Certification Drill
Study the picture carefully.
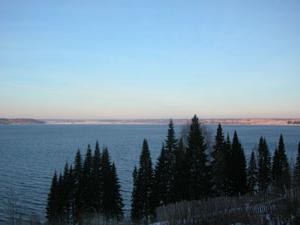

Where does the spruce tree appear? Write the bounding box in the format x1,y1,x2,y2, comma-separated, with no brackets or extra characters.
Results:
102,147,113,218
294,142,300,186
173,138,189,201
257,137,271,193
56,173,65,222
92,141,103,212
153,144,170,207
109,163,124,219
73,149,84,223
130,139,154,223
46,171,58,224
62,162,72,223
163,120,177,203
131,166,142,221
82,144,93,214
247,150,258,194
186,115,211,200
211,124,227,196
230,131,247,195
224,134,233,196
272,135,291,192
130,166,142,221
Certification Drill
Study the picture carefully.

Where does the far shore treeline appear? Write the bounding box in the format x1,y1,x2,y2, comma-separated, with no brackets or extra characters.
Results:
46,115,300,224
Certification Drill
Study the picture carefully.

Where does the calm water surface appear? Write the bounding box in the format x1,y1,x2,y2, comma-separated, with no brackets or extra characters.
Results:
0,124,299,224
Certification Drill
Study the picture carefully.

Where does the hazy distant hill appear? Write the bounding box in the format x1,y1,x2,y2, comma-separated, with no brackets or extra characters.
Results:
44,118,300,126
0,118,45,125
1,118,300,125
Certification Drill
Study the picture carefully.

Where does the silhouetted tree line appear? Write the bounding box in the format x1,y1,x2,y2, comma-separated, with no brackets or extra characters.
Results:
46,142,123,224
45,115,300,224
131,115,299,223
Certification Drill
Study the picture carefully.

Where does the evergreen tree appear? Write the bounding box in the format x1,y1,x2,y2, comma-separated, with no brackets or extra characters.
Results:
153,144,171,207
130,139,154,223
131,166,142,221
211,124,227,196
56,173,65,221
92,141,103,212
173,138,189,201
101,147,123,220
272,135,291,192
223,134,233,196
46,171,58,224
294,142,300,186
247,150,258,194
230,131,247,195
257,137,271,193
61,162,72,223
73,149,84,223
109,163,124,219
163,120,177,203
153,121,178,208
82,144,94,214
102,147,113,218
186,115,211,200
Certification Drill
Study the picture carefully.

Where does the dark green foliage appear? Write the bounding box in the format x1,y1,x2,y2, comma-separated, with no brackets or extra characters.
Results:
257,137,271,193
91,141,102,212
223,134,233,196
247,150,258,193
46,171,58,223
294,142,300,186
73,149,84,223
211,124,227,196
272,135,291,192
82,145,94,214
131,166,142,221
130,139,154,223
109,163,124,219
102,148,124,219
186,115,212,200
173,138,189,201
153,144,168,206
153,120,178,207
163,120,177,203
46,142,123,224
229,131,247,195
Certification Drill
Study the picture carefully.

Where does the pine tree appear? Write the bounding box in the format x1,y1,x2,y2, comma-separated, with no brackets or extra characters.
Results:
173,138,189,201
73,149,84,223
130,139,154,223
186,115,211,200
109,163,124,219
82,144,94,214
294,142,300,186
257,137,271,193
153,144,169,207
247,150,258,194
272,135,291,192
230,131,247,195
224,134,233,196
211,124,227,196
46,171,58,224
92,141,103,212
61,162,72,223
131,166,142,221
102,147,113,218
164,120,177,203
56,173,65,222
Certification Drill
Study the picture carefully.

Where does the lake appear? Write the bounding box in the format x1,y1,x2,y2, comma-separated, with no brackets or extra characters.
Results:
0,124,299,224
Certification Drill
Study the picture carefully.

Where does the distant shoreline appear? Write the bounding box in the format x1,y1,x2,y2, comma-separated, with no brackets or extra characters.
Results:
1,118,300,126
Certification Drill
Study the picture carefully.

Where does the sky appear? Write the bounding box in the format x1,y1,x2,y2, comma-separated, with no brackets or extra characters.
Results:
0,0,299,119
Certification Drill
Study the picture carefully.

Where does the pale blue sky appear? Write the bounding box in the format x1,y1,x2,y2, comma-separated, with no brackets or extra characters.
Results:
0,0,299,119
